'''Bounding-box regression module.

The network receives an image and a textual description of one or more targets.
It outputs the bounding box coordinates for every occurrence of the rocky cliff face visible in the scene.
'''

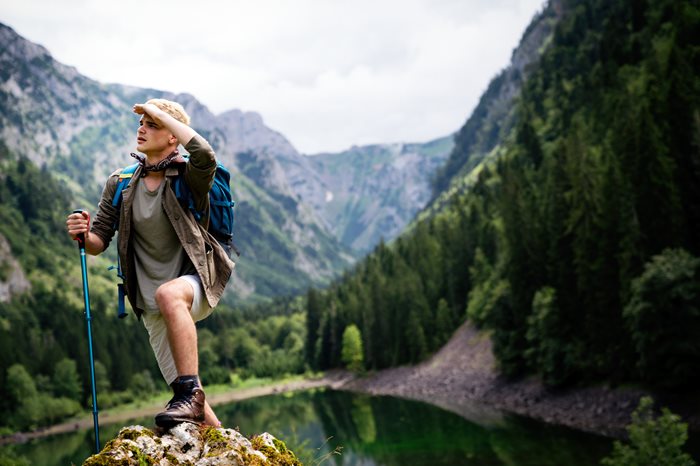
[0,23,132,186]
[431,0,563,198]
[303,136,454,253]
[0,233,30,303]
[219,117,453,256]
[83,423,301,466]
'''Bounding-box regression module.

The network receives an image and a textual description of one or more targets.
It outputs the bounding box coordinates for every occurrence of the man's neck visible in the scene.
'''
[145,146,177,165]
[144,170,166,182]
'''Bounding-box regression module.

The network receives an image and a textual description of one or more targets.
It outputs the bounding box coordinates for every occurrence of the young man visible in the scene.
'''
[66,99,235,428]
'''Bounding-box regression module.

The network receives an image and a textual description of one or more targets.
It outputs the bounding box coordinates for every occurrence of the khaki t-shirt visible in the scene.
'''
[132,179,195,313]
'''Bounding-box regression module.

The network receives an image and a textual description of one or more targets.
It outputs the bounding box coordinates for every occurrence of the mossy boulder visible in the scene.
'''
[83,423,302,465]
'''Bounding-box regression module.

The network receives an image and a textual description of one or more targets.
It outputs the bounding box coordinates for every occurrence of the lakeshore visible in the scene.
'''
[4,322,698,448]
[0,372,352,446]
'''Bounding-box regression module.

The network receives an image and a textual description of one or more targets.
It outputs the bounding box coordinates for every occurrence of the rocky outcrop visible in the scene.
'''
[83,423,301,466]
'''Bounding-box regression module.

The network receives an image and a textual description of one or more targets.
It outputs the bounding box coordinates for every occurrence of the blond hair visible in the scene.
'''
[146,98,191,126]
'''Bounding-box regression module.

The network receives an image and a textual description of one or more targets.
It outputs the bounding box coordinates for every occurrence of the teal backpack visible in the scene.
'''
[112,160,238,255]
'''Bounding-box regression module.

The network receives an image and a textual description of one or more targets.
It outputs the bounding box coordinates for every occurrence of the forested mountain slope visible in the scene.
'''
[0,158,160,430]
[429,0,562,201]
[305,0,700,392]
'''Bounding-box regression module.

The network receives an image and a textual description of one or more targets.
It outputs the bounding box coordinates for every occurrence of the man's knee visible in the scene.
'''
[155,280,193,317]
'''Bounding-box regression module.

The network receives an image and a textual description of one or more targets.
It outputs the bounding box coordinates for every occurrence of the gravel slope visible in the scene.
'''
[342,322,698,438]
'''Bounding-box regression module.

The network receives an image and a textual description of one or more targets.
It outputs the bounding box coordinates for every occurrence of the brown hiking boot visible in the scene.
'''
[155,376,205,428]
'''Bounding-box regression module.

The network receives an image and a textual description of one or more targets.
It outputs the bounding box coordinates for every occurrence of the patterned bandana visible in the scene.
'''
[130,150,181,176]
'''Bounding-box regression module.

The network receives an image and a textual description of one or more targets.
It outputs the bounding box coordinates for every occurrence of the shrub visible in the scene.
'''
[129,370,157,398]
[623,248,700,387]
[601,396,694,466]
[52,358,83,402]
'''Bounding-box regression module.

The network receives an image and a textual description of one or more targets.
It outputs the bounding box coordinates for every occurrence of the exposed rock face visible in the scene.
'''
[0,23,132,185]
[0,233,30,302]
[83,423,301,466]
[303,136,454,253]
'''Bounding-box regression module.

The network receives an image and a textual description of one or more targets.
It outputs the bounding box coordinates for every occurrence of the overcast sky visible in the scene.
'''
[3,0,544,154]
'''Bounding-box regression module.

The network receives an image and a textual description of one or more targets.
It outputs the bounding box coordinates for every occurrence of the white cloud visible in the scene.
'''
[2,0,545,153]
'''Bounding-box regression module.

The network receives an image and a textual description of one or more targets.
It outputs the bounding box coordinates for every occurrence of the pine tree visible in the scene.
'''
[305,288,322,369]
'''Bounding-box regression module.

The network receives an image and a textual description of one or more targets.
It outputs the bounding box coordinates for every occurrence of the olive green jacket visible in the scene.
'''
[90,135,235,317]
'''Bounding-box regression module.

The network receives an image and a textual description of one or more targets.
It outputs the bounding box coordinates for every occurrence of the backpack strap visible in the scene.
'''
[172,175,198,218]
[109,163,140,319]
[112,163,140,208]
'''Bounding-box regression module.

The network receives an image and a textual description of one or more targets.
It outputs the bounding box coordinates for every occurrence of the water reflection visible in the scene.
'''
[0,421,146,466]
[1,389,613,466]
[219,389,611,466]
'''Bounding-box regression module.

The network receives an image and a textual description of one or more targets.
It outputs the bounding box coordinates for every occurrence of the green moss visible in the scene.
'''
[82,442,134,466]
[101,438,120,452]
[83,452,131,466]
[251,435,303,466]
[83,439,158,466]
[202,426,232,457]
[202,426,228,444]
[250,435,265,451]
[119,426,156,442]
[131,445,156,466]
[236,445,266,466]
[164,451,180,465]
[273,438,290,455]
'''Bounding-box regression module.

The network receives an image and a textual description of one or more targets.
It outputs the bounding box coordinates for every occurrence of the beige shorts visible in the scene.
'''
[141,274,213,385]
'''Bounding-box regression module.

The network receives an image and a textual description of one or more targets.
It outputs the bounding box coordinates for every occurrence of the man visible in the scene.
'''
[66,99,235,428]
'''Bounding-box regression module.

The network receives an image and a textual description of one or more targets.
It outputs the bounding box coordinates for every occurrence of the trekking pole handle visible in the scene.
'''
[72,209,89,249]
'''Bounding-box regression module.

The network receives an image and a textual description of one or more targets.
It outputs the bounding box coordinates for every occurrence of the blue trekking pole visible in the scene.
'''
[72,209,100,453]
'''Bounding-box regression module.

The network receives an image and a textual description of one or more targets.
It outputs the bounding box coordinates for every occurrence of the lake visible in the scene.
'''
[0,389,616,465]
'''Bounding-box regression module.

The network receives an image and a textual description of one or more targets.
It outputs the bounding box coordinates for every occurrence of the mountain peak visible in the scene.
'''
[219,108,263,123]
[1,22,47,60]
[0,22,84,84]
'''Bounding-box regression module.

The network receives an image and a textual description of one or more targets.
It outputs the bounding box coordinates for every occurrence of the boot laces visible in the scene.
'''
[168,392,196,410]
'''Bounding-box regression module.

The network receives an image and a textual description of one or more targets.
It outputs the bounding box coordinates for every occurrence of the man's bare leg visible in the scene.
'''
[156,280,198,375]
[155,279,206,426]
[156,280,223,427]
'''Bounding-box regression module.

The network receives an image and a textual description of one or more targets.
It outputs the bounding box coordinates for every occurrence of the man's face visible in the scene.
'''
[136,115,174,155]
